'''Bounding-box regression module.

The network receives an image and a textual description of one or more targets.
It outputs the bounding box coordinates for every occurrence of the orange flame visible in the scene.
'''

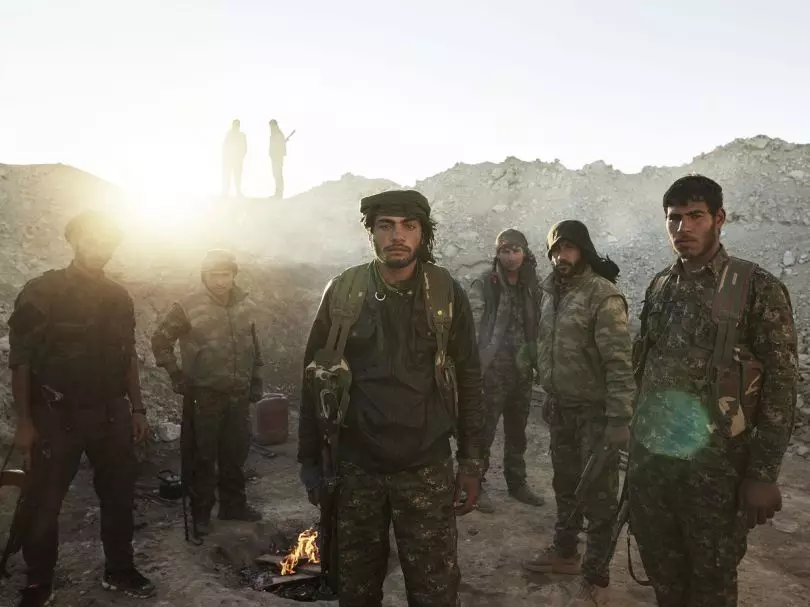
[280,528,320,575]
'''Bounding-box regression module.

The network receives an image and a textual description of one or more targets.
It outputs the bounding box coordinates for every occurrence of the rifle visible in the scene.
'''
[564,436,615,531]
[305,358,351,597]
[595,475,650,586]
[180,390,203,546]
[0,446,27,578]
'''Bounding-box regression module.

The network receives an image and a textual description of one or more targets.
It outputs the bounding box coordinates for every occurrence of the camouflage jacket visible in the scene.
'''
[151,286,263,394]
[632,246,798,483]
[536,265,635,421]
[7,263,135,402]
[468,265,540,374]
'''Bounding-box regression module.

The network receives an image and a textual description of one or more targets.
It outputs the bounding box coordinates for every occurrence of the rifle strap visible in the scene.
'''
[422,265,454,390]
[626,532,651,586]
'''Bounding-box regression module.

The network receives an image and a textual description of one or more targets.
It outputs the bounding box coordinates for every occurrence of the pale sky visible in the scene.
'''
[2,0,809,204]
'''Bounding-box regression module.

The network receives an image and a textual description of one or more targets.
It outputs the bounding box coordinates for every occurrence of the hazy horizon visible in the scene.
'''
[3,1,809,205]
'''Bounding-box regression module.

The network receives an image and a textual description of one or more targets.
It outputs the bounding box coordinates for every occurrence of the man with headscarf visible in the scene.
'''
[522,220,635,607]
[151,249,265,536]
[629,175,797,607]
[468,228,545,513]
[8,210,155,605]
[298,189,485,606]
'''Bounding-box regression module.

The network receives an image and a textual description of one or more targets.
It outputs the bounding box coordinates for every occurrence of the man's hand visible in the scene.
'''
[299,464,321,507]
[739,479,782,528]
[14,418,38,469]
[453,472,480,515]
[132,412,149,445]
[603,420,631,449]
[249,377,264,403]
[170,371,187,395]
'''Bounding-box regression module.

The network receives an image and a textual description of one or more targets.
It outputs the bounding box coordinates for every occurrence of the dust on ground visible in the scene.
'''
[1,402,808,607]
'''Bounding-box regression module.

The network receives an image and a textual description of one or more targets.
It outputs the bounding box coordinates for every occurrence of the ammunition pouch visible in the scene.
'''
[710,346,763,439]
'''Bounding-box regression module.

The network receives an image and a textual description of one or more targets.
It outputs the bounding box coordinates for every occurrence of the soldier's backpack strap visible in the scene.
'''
[318,263,372,369]
[710,257,757,371]
[422,263,458,423]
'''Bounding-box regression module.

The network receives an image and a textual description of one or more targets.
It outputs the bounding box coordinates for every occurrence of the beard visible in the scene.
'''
[374,241,417,269]
[552,258,585,278]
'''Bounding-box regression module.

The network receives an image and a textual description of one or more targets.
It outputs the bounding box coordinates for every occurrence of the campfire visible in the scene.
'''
[280,528,320,575]
[249,526,335,601]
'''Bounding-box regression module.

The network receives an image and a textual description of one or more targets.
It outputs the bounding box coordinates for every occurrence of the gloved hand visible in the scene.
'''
[603,420,631,449]
[249,377,264,403]
[170,371,187,395]
[299,464,322,507]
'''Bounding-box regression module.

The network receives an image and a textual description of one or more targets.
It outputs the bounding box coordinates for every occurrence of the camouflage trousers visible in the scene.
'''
[336,458,461,607]
[482,358,531,490]
[627,442,749,607]
[183,388,251,520]
[549,400,619,586]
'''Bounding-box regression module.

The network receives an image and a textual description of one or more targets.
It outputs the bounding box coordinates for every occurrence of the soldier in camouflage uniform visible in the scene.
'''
[522,220,635,607]
[151,249,264,534]
[8,211,155,606]
[298,190,485,606]
[629,175,798,607]
[468,228,544,513]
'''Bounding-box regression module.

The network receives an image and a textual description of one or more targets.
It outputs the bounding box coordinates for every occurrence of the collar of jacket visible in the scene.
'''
[203,285,248,307]
[667,244,729,279]
[542,264,596,293]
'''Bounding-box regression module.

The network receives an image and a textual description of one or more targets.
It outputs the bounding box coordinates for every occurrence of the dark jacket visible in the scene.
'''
[298,263,485,475]
[8,263,135,403]
[469,264,540,373]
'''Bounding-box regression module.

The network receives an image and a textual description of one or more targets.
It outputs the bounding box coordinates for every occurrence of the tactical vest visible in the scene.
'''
[305,261,458,437]
[30,269,133,403]
[636,257,761,438]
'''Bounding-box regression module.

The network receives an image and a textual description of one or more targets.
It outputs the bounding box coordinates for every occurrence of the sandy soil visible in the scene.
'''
[1,403,809,607]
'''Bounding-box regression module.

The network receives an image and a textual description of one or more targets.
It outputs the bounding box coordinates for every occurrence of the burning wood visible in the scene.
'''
[252,570,315,591]
[255,553,320,576]
[279,528,320,575]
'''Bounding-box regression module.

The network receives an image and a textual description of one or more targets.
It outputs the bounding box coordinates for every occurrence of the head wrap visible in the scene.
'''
[495,228,529,251]
[201,249,238,274]
[64,210,123,246]
[546,220,620,284]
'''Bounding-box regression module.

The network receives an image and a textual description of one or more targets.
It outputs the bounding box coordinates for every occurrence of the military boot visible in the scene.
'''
[565,579,610,606]
[522,544,582,575]
[475,487,495,514]
[508,484,545,507]
[102,568,156,599]
[18,583,54,607]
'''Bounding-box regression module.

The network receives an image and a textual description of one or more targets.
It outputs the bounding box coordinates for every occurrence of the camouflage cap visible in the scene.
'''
[64,210,124,246]
[201,249,238,274]
[359,189,431,220]
[495,228,529,251]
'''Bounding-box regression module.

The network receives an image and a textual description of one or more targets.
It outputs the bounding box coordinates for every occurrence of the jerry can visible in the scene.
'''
[253,393,289,445]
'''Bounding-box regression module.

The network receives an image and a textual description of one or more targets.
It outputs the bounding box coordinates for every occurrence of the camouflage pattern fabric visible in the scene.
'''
[629,246,798,605]
[8,263,135,400]
[548,401,619,586]
[187,388,251,519]
[151,286,263,394]
[481,340,532,490]
[22,397,136,585]
[628,443,748,607]
[535,266,635,420]
[336,458,461,607]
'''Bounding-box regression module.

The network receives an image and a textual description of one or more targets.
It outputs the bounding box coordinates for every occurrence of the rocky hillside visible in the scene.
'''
[0,134,808,448]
